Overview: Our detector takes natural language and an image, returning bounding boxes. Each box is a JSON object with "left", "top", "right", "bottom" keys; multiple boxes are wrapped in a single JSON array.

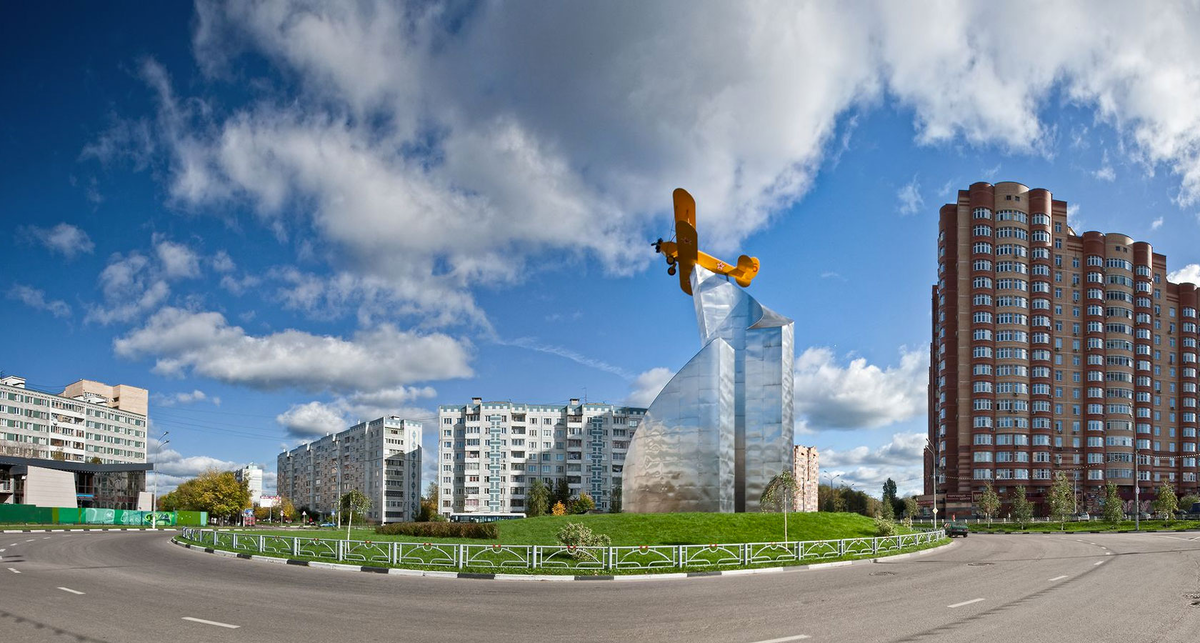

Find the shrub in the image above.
[
  {"left": 375, "top": 521, "right": 498, "bottom": 539},
  {"left": 556, "top": 522, "right": 612, "bottom": 552},
  {"left": 551, "top": 501, "right": 567, "bottom": 516},
  {"left": 874, "top": 517, "right": 896, "bottom": 537},
  {"left": 571, "top": 492, "right": 595, "bottom": 515}
]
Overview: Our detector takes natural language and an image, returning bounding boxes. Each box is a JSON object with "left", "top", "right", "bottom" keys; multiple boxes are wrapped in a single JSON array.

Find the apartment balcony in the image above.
[{"left": 0, "top": 479, "right": 12, "bottom": 493}]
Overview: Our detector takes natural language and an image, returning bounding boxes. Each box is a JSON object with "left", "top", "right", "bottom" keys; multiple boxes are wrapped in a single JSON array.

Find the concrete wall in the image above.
[{"left": 24, "top": 467, "right": 78, "bottom": 508}]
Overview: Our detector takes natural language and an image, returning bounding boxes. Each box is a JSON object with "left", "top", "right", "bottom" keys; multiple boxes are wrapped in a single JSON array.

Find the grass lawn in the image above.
[
  {"left": 971, "top": 519, "right": 1200, "bottom": 533},
  {"left": 225, "top": 512, "right": 909, "bottom": 546}
]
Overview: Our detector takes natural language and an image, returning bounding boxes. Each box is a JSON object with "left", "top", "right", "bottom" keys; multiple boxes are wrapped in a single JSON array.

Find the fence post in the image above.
[
  {"left": 743, "top": 543, "right": 750, "bottom": 566},
  {"left": 458, "top": 544, "right": 465, "bottom": 569},
  {"left": 259, "top": 534, "right": 264, "bottom": 553},
  {"left": 391, "top": 542, "right": 398, "bottom": 566},
  {"left": 337, "top": 540, "right": 344, "bottom": 562},
  {"left": 293, "top": 536, "right": 299, "bottom": 558}
]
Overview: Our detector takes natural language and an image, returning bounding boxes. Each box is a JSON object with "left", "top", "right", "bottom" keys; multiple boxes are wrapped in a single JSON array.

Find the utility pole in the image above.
[{"left": 151, "top": 432, "right": 169, "bottom": 529}]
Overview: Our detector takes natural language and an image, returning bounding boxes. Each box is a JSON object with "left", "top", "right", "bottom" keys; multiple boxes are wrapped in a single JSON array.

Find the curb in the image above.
[
  {"left": 969, "top": 527, "right": 1200, "bottom": 536},
  {"left": 169, "top": 537, "right": 956, "bottom": 583}
]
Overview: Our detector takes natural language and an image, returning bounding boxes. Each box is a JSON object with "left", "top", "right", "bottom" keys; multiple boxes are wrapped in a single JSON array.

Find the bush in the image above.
[
  {"left": 874, "top": 517, "right": 896, "bottom": 537},
  {"left": 571, "top": 492, "right": 595, "bottom": 515},
  {"left": 551, "top": 501, "right": 567, "bottom": 516},
  {"left": 375, "top": 521, "right": 498, "bottom": 539},
  {"left": 556, "top": 522, "right": 612, "bottom": 551}
]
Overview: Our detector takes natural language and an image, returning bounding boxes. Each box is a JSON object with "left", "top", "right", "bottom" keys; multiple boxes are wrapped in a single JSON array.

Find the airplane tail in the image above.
[{"left": 734, "top": 255, "right": 759, "bottom": 287}]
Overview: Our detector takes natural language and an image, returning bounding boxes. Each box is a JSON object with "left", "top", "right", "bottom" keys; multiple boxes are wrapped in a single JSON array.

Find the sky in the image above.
[{"left": 4, "top": 1, "right": 1200, "bottom": 499}]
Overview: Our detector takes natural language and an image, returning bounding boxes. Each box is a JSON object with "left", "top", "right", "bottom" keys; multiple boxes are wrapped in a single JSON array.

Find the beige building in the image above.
[
  {"left": 0, "top": 375, "right": 148, "bottom": 464},
  {"left": 792, "top": 445, "right": 819, "bottom": 512}
]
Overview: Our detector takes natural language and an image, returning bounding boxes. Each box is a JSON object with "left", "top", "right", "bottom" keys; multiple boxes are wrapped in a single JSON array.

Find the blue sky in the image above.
[{"left": 4, "top": 2, "right": 1200, "bottom": 498}]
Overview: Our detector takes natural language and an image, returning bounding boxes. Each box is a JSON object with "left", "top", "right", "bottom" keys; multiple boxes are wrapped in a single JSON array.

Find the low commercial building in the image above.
[
  {"left": 792, "top": 445, "right": 820, "bottom": 513},
  {"left": 0, "top": 375, "right": 148, "bottom": 465},
  {"left": 437, "top": 398, "right": 646, "bottom": 516},
  {"left": 277, "top": 416, "right": 422, "bottom": 523},
  {"left": 0, "top": 455, "right": 151, "bottom": 509}
]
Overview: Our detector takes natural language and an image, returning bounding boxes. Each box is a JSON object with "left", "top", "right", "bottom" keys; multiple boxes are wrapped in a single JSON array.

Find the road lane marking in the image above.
[
  {"left": 25, "top": 539, "right": 34, "bottom": 542},
  {"left": 1094, "top": 561, "right": 1105, "bottom": 566},
  {"left": 948, "top": 598, "right": 985, "bottom": 608},
  {"left": 7, "top": 568, "right": 19, "bottom": 574},
  {"left": 57, "top": 587, "right": 84, "bottom": 595},
  {"left": 748, "top": 636, "right": 810, "bottom": 643},
  {"left": 1105, "top": 552, "right": 1112, "bottom": 555},
  {"left": 182, "top": 617, "right": 240, "bottom": 629},
  {"left": 1049, "top": 575, "right": 1068, "bottom": 581}
]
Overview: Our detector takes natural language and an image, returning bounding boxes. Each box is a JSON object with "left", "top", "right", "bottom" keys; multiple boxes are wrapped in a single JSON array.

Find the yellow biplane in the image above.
[{"left": 652, "top": 188, "right": 760, "bottom": 296}]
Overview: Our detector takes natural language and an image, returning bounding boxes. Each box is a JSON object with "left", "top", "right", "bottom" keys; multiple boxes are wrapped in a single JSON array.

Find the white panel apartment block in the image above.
[
  {"left": 277, "top": 416, "right": 422, "bottom": 523},
  {"left": 0, "top": 376, "right": 148, "bottom": 464},
  {"left": 437, "top": 398, "right": 646, "bottom": 515}
]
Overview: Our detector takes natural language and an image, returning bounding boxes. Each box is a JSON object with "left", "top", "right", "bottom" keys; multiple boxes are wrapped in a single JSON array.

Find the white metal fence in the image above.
[{"left": 180, "top": 527, "right": 945, "bottom": 572}]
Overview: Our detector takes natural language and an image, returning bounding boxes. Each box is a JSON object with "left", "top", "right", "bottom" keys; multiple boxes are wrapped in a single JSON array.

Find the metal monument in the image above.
[{"left": 623, "top": 189, "right": 795, "bottom": 513}]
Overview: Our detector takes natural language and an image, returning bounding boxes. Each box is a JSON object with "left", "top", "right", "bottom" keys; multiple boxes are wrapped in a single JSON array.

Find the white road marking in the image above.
[
  {"left": 1048, "top": 575, "right": 1068, "bottom": 581},
  {"left": 57, "top": 587, "right": 84, "bottom": 595},
  {"left": 748, "top": 635, "right": 810, "bottom": 643},
  {"left": 1094, "top": 561, "right": 1105, "bottom": 566},
  {"left": 42, "top": 537, "right": 50, "bottom": 540},
  {"left": 1105, "top": 552, "right": 1112, "bottom": 555},
  {"left": 9, "top": 543, "right": 17, "bottom": 546},
  {"left": 7, "top": 568, "right": 19, "bottom": 574},
  {"left": 948, "top": 598, "right": 985, "bottom": 608},
  {"left": 25, "top": 539, "right": 34, "bottom": 542},
  {"left": 182, "top": 617, "right": 240, "bottom": 629}
]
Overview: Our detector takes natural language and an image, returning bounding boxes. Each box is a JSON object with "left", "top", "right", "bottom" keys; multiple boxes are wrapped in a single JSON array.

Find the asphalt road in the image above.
[{"left": 2, "top": 530, "right": 1199, "bottom": 642}]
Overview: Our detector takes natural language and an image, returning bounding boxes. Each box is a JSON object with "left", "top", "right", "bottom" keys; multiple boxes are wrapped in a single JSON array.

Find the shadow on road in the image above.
[{"left": 0, "top": 609, "right": 111, "bottom": 642}]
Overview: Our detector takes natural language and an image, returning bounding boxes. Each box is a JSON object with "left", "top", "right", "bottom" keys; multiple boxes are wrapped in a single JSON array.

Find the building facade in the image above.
[
  {"left": 0, "top": 455, "right": 150, "bottom": 509},
  {"left": 235, "top": 463, "right": 265, "bottom": 504},
  {"left": 0, "top": 375, "right": 148, "bottom": 465},
  {"left": 792, "top": 445, "right": 819, "bottom": 513},
  {"left": 437, "top": 398, "right": 645, "bottom": 516},
  {"left": 929, "top": 181, "right": 1200, "bottom": 518},
  {"left": 277, "top": 416, "right": 422, "bottom": 523}
]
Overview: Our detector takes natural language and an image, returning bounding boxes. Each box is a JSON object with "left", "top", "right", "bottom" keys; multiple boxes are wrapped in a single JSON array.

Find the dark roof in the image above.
[{"left": 0, "top": 455, "right": 152, "bottom": 473}]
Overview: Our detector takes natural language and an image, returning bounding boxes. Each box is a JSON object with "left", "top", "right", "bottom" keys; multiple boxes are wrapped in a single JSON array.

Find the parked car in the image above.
[
  {"left": 319, "top": 522, "right": 335, "bottom": 527},
  {"left": 946, "top": 521, "right": 969, "bottom": 538}
]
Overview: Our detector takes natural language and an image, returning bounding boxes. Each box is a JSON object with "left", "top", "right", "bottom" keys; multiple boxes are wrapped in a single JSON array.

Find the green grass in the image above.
[
  {"left": 971, "top": 519, "right": 1200, "bottom": 533},
  {"left": 223, "top": 512, "right": 910, "bottom": 546}
]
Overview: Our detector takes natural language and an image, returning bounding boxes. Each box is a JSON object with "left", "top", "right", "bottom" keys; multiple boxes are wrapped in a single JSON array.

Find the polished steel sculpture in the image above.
[{"left": 624, "top": 190, "right": 794, "bottom": 513}]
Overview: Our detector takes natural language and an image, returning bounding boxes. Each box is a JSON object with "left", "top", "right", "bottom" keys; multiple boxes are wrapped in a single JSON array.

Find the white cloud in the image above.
[
  {"left": 1151, "top": 216, "right": 1164, "bottom": 231},
  {"left": 896, "top": 175, "right": 924, "bottom": 216},
  {"left": 1093, "top": 150, "right": 1115, "bottom": 181},
  {"left": 7, "top": 284, "right": 71, "bottom": 318},
  {"left": 794, "top": 346, "right": 927, "bottom": 431},
  {"left": 155, "top": 238, "right": 201, "bottom": 279},
  {"left": 20, "top": 223, "right": 95, "bottom": 259},
  {"left": 146, "top": 437, "right": 244, "bottom": 494},
  {"left": 819, "top": 432, "right": 928, "bottom": 498},
  {"left": 1169, "top": 264, "right": 1200, "bottom": 285},
  {"left": 113, "top": 307, "right": 473, "bottom": 392},
  {"left": 85, "top": 252, "right": 171, "bottom": 324},
  {"left": 152, "top": 389, "right": 220, "bottom": 407},
  {"left": 496, "top": 336, "right": 635, "bottom": 379},
  {"left": 210, "top": 250, "right": 235, "bottom": 273},
  {"left": 276, "top": 401, "right": 348, "bottom": 437},
  {"left": 626, "top": 367, "right": 674, "bottom": 408},
  {"left": 1066, "top": 203, "right": 1084, "bottom": 231}
]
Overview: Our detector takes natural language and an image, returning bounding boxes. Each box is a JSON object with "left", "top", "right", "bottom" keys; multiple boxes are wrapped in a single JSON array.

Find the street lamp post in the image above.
[
  {"left": 150, "top": 432, "right": 169, "bottom": 529},
  {"left": 822, "top": 473, "right": 842, "bottom": 511},
  {"left": 1134, "top": 445, "right": 1140, "bottom": 531}
]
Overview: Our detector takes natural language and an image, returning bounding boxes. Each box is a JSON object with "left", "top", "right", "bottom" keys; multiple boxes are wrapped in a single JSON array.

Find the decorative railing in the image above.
[{"left": 180, "top": 527, "right": 945, "bottom": 573}]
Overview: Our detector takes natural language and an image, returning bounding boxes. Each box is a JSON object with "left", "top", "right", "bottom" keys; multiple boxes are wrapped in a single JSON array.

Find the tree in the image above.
[
  {"left": 551, "top": 501, "right": 567, "bottom": 516},
  {"left": 609, "top": 486, "right": 622, "bottom": 514},
  {"left": 1047, "top": 472, "right": 1075, "bottom": 530},
  {"left": 1179, "top": 494, "right": 1200, "bottom": 514},
  {"left": 879, "top": 495, "right": 895, "bottom": 520},
  {"left": 978, "top": 482, "right": 1001, "bottom": 526},
  {"left": 882, "top": 478, "right": 902, "bottom": 519},
  {"left": 1102, "top": 481, "right": 1124, "bottom": 525},
  {"left": 339, "top": 489, "right": 371, "bottom": 540},
  {"left": 417, "top": 482, "right": 439, "bottom": 522},
  {"left": 526, "top": 478, "right": 549, "bottom": 517},
  {"left": 553, "top": 478, "right": 571, "bottom": 508},
  {"left": 571, "top": 492, "right": 595, "bottom": 514},
  {"left": 1010, "top": 486, "right": 1033, "bottom": 528},
  {"left": 760, "top": 470, "right": 798, "bottom": 542},
  {"left": 275, "top": 497, "right": 296, "bottom": 522},
  {"left": 903, "top": 497, "right": 919, "bottom": 528},
  {"left": 50, "top": 450, "right": 67, "bottom": 461},
  {"left": 87, "top": 456, "right": 103, "bottom": 464},
  {"left": 155, "top": 470, "right": 251, "bottom": 522},
  {"left": 1153, "top": 482, "right": 1178, "bottom": 523}
]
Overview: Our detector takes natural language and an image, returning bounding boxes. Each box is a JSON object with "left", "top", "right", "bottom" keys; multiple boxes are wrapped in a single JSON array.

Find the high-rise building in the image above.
[
  {"left": 0, "top": 375, "right": 149, "bottom": 464},
  {"left": 276, "top": 416, "right": 422, "bottom": 523},
  {"left": 235, "top": 463, "right": 264, "bottom": 503},
  {"left": 792, "top": 445, "right": 819, "bottom": 513},
  {"left": 437, "top": 398, "right": 645, "bottom": 516},
  {"left": 929, "top": 181, "right": 1200, "bottom": 518}
]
